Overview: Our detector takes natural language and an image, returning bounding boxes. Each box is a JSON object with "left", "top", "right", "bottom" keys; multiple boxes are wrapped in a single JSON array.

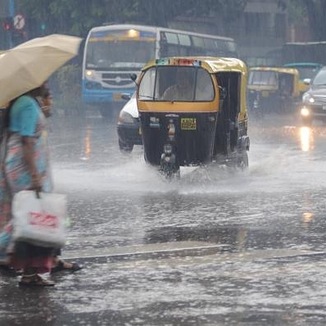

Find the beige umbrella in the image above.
[{"left": 0, "top": 34, "right": 82, "bottom": 107}]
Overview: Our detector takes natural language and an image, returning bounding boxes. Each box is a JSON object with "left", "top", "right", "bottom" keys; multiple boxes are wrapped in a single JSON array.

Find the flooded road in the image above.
[{"left": 1, "top": 111, "right": 326, "bottom": 325}]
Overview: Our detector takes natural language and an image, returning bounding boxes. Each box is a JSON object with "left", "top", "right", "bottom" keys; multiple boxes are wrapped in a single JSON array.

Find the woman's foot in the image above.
[
  {"left": 19, "top": 274, "right": 55, "bottom": 287},
  {"left": 51, "top": 259, "right": 82, "bottom": 274}
]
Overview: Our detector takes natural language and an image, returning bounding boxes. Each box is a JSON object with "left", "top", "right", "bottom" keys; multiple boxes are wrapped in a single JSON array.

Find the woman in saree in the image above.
[{"left": 0, "top": 84, "right": 55, "bottom": 286}]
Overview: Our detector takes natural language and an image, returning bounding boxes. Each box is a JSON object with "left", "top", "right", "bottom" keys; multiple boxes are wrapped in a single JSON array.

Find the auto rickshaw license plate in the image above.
[{"left": 181, "top": 118, "right": 197, "bottom": 130}]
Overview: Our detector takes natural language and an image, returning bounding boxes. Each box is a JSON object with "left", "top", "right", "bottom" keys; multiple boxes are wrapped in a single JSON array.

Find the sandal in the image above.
[
  {"left": 51, "top": 260, "right": 82, "bottom": 274},
  {"left": 19, "top": 274, "right": 55, "bottom": 287}
]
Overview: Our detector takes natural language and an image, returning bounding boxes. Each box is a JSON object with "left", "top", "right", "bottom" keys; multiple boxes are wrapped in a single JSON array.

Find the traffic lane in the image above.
[{"left": 56, "top": 160, "right": 326, "bottom": 253}]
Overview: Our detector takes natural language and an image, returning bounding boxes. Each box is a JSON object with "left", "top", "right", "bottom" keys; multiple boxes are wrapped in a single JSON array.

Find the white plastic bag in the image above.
[{"left": 12, "top": 190, "right": 67, "bottom": 248}]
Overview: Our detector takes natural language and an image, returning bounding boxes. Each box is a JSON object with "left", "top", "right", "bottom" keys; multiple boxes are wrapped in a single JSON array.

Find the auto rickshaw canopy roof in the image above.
[
  {"left": 141, "top": 56, "right": 248, "bottom": 75},
  {"left": 138, "top": 56, "right": 249, "bottom": 117},
  {"left": 249, "top": 66, "right": 299, "bottom": 76}
]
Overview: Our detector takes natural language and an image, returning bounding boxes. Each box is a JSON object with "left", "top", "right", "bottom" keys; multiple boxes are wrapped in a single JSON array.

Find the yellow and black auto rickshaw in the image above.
[
  {"left": 134, "top": 56, "right": 250, "bottom": 178},
  {"left": 247, "top": 66, "right": 300, "bottom": 117}
]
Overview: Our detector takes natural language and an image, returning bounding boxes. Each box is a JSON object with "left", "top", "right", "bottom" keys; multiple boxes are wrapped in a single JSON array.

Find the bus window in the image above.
[
  {"left": 178, "top": 34, "right": 191, "bottom": 46},
  {"left": 166, "top": 45, "right": 180, "bottom": 56},
  {"left": 204, "top": 38, "right": 216, "bottom": 51},
  {"left": 161, "top": 32, "right": 180, "bottom": 56},
  {"left": 164, "top": 32, "right": 179, "bottom": 45},
  {"left": 192, "top": 36, "right": 205, "bottom": 48},
  {"left": 226, "top": 40, "right": 237, "bottom": 53}
]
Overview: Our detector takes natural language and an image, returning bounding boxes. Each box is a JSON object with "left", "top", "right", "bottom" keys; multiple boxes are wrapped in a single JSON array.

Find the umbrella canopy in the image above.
[{"left": 0, "top": 34, "right": 82, "bottom": 107}]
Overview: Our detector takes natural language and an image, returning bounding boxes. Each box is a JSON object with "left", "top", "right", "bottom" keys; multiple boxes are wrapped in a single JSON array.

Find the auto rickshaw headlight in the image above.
[
  {"left": 300, "top": 107, "right": 311, "bottom": 117},
  {"left": 163, "top": 143, "right": 173, "bottom": 155}
]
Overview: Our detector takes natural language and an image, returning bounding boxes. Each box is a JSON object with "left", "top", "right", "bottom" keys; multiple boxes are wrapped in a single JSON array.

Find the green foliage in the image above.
[
  {"left": 286, "top": 0, "right": 326, "bottom": 41},
  {"left": 18, "top": 0, "right": 249, "bottom": 37}
]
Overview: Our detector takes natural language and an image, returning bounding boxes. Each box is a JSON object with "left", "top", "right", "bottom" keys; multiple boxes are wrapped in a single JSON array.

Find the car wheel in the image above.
[{"left": 119, "top": 139, "right": 134, "bottom": 153}]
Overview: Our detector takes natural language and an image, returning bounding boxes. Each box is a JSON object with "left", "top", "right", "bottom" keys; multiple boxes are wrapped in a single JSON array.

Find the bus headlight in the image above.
[
  {"left": 300, "top": 106, "right": 311, "bottom": 117},
  {"left": 86, "top": 70, "right": 94, "bottom": 77}
]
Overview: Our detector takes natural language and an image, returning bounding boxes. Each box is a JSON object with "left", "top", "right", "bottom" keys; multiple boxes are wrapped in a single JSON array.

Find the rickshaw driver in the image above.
[{"left": 162, "top": 68, "right": 194, "bottom": 101}]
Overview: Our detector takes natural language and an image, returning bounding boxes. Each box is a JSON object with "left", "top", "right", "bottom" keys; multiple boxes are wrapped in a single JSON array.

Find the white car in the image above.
[{"left": 116, "top": 93, "right": 142, "bottom": 152}]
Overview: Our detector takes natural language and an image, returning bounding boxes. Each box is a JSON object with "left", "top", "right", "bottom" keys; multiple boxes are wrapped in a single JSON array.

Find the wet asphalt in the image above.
[{"left": 1, "top": 110, "right": 326, "bottom": 325}]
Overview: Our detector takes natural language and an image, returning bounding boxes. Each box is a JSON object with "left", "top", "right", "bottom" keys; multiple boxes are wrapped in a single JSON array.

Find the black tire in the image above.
[
  {"left": 159, "top": 155, "right": 180, "bottom": 181},
  {"left": 119, "top": 139, "right": 134, "bottom": 153},
  {"left": 237, "top": 151, "right": 249, "bottom": 170}
]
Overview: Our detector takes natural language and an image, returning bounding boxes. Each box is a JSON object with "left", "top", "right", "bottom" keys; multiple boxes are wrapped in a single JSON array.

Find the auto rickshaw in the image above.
[
  {"left": 247, "top": 66, "right": 300, "bottom": 116},
  {"left": 135, "top": 56, "right": 250, "bottom": 178}
]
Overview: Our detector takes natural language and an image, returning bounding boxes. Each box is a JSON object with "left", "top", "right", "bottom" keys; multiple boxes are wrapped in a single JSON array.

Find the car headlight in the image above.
[
  {"left": 302, "top": 93, "right": 315, "bottom": 103},
  {"left": 118, "top": 111, "right": 135, "bottom": 124},
  {"left": 300, "top": 106, "right": 311, "bottom": 117}
]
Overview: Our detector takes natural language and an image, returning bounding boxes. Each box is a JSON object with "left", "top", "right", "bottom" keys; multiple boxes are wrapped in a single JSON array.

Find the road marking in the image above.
[{"left": 62, "top": 241, "right": 325, "bottom": 266}]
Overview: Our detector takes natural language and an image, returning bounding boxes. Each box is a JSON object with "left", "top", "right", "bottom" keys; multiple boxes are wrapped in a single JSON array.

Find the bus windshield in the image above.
[
  {"left": 86, "top": 30, "right": 156, "bottom": 69},
  {"left": 86, "top": 40, "right": 155, "bottom": 69}
]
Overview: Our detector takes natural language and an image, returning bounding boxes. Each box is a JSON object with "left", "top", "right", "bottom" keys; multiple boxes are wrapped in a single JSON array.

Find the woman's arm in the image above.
[{"left": 21, "top": 136, "right": 42, "bottom": 190}]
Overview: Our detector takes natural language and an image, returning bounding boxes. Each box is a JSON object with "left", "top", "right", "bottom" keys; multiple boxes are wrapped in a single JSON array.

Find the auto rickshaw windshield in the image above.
[
  {"left": 138, "top": 66, "right": 214, "bottom": 102},
  {"left": 248, "top": 70, "right": 278, "bottom": 86}
]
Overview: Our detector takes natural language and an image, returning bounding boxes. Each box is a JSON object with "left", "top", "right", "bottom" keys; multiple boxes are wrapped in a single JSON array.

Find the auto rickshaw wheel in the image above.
[
  {"left": 159, "top": 154, "right": 180, "bottom": 180},
  {"left": 237, "top": 151, "right": 249, "bottom": 170}
]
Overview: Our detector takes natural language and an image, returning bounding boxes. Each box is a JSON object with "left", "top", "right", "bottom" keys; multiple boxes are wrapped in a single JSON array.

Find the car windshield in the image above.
[{"left": 312, "top": 68, "right": 326, "bottom": 86}]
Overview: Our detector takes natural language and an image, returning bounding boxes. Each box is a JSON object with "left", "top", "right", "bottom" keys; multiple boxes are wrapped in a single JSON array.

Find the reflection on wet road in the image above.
[{"left": 2, "top": 112, "right": 326, "bottom": 325}]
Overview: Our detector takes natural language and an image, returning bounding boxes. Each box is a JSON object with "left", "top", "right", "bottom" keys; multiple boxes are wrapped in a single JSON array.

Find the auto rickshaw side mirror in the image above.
[
  {"left": 121, "top": 93, "right": 131, "bottom": 101},
  {"left": 219, "top": 86, "right": 227, "bottom": 100},
  {"left": 130, "top": 73, "right": 138, "bottom": 85},
  {"left": 303, "top": 78, "right": 311, "bottom": 85}
]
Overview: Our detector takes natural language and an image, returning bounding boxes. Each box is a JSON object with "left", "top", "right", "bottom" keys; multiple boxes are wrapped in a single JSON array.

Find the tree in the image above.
[
  {"left": 300, "top": 0, "right": 326, "bottom": 41},
  {"left": 18, "top": 0, "right": 248, "bottom": 38},
  {"left": 286, "top": 0, "right": 326, "bottom": 41}
]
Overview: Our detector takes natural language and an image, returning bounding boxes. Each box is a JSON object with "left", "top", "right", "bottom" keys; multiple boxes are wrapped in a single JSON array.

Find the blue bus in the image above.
[{"left": 82, "top": 24, "right": 238, "bottom": 118}]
